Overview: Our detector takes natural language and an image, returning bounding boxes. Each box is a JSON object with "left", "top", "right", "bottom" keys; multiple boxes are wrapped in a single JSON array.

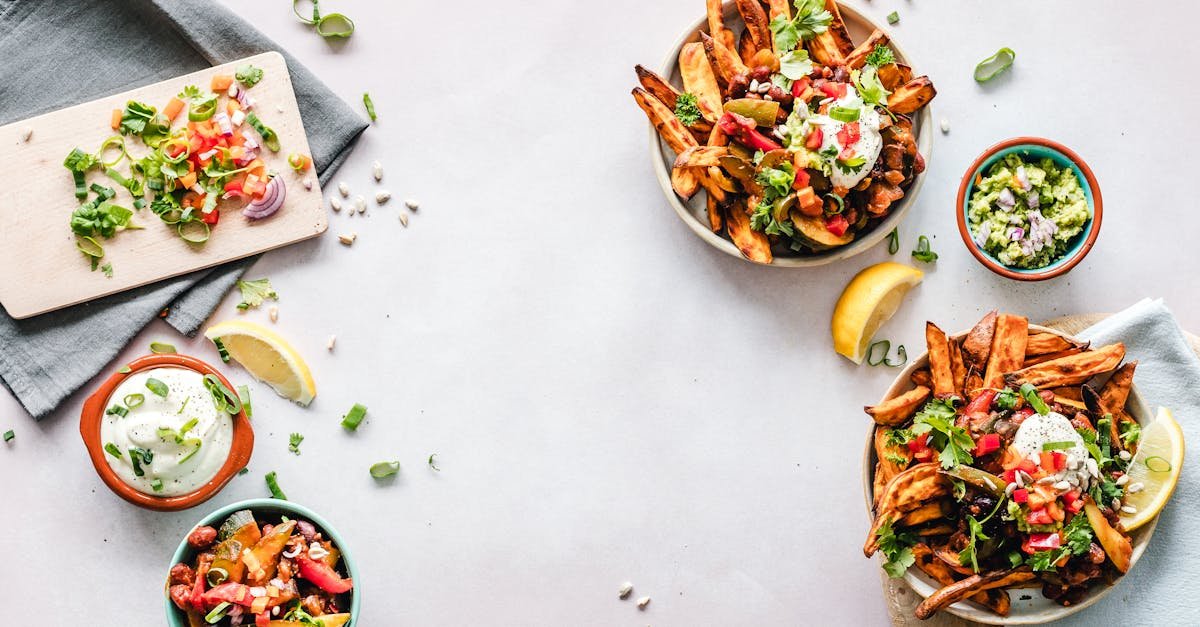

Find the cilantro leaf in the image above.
[
  {"left": 958, "top": 515, "right": 990, "bottom": 572},
  {"left": 876, "top": 519, "right": 917, "bottom": 578},
  {"left": 1027, "top": 514, "right": 1093, "bottom": 571},
  {"left": 235, "top": 64, "right": 264, "bottom": 88},
  {"left": 864, "top": 44, "right": 895, "bottom": 68},
  {"left": 750, "top": 198, "right": 795, "bottom": 237},
  {"left": 884, "top": 452, "right": 909, "bottom": 466},
  {"left": 177, "top": 85, "right": 203, "bottom": 101},
  {"left": 673, "top": 92, "right": 703, "bottom": 126},
  {"left": 911, "top": 398, "right": 973, "bottom": 469},
  {"left": 778, "top": 49, "right": 813, "bottom": 80},
  {"left": 994, "top": 388, "right": 1019, "bottom": 410},
  {"left": 770, "top": 0, "right": 833, "bottom": 53},
  {"left": 235, "top": 278, "right": 279, "bottom": 310},
  {"left": 886, "top": 428, "right": 914, "bottom": 447},
  {"left": 853, "top": 65, "right": 892, "bottom": 107}
]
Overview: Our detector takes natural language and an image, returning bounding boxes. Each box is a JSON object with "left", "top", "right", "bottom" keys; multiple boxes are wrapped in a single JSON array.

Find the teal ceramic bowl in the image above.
[
  {"left": 956, "top": 137, "right": 1102, "bottom": 281},
  {"left": 165, "top": 498, "right": 360, "bottom": 626}
]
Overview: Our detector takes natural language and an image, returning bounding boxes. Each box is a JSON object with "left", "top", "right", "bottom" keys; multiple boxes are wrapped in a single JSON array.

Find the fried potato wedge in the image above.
[
  {"left": 845, "top": 30, "right": 889, "bottom": 69},
  {"left": 910, "top": 368, "right": 933, "bottom": 389},
  {"left": 865, "top": 463, "right": 949, "bottom": 556},
  {"left": 634, "top": 65, "right": 681, "bottom": 110},
  {"left": 1025, "top": 332, "right": 1089, "bottom": 357},
  {"left": 877, "top": 62, "right": 913, "bottom": 91},
  {"left": 1005, "top": 343, "right": 1126, "bottom": 389},
  {"left": 915, "top": 523, "right": 956, "bottom": 537},
  {"left": 1082, "top": 385, "right": 1123, "bottom": 451},
  {"left": 807, "top": 0, "right": 853, "bottom": 66},
  {"left": 700, "top": 32, "right": 748, "bottom": 93},
  {"left": 1023, "top": 347, "right": 1085, "bottom": 368},
  {"left": 633, "top": 87, "right": 698, "bottom": 155},
  {"left": 898, "top": 502, "right": 945, "bottom": 527},
  {"left": 704, "top": 0, "right": 737, "bottom": 51},
  {"left": 1084, "top": 499, "right": 1132, "bottom": 573},
  {"left": 865, "top": 385, "right": 932, "bottom": 426},
  {"left": 704, "top": 190, "right": 724, "bottom": 233},
  {"left": 914, "top": 568, "right": 1036, "bottom": 620},
  {"left": 678, "top": 43, "right": 723, "bottom": 123},
  {"left": 875, "top": 426, "right": 912, "bottom": 489},
  {"left": 887, "top": 76, "right": 937, "bottom": 114},
  {"left": 983, "top": 314, "right": 1028, "bottom": 389},
  {"left": 724, "top": 198, "right": 772, "bottom": 263},
  {"left": 949, "top": 341, "right": 968, "bottom": 399},
  {"left": 735, "top": 0, "right": 772, "bottom": 55},
  {"left": 961, "top": 311, "right": 997, "bottom": 372},
  {"left": 926, "top": 322, "right": 956, "bottom": 398},
  {"left": 1098, "top": 361, "right": 1137, "bottom": 416},
  {"left": 674, "top": 145, "right": 730, "bottom": 169},
  {"left": 765, "top": 0, "right": 790, "bottom": 20},
  {"left": 737, "top": 29, "right": 757, "bottom": 66},
  {"left": 911, "top": 545, "right": 1011, "bottom": 616},
  {"left": 932, "top": 545, "right": 976, "bottom": 576},
  {"left": 670, "top": 166, "right": 700, "bottom": 199},
  {"left": 1051, "top": 386, "right": 1082, "bottom": 401}
]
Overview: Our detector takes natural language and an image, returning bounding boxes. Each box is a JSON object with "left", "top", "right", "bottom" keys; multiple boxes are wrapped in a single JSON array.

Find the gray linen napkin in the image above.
[
  {"left": 1048, "top": 299, "right": 1200, "bottom": 624},
  {"left": 0, "top": 0, "right": 367, "bottom": 418}
]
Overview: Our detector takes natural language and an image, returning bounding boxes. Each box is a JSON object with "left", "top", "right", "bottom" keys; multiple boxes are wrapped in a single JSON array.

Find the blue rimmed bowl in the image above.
[
  {"left": 956, "top": 137, "right": 1102, "bottom": 281},
  {"left": 165, "top": 498, "right": 361, "bottom": 626}
]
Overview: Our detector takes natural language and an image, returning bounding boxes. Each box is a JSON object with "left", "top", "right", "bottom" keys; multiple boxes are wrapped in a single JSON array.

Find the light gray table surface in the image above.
[{"left": 2, "top": 1, "right": 1198, "bottom": 624}]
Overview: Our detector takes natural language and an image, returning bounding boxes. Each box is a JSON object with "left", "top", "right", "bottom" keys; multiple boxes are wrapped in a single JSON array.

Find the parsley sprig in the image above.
[
  {"left": 673, "top": 93, "right": 702, "bottom": 126},
  {"left": 876, "top": 519, "right": 917, "bottom": 578}
]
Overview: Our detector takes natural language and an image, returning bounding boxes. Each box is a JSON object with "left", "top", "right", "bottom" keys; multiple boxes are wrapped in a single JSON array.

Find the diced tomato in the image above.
[
  {"left": 1046, "top": 501, "right": 1065, "bottom": 522},
  {"left": 201, "top": 208, "right": 219, "bottom": 225},
  {"left": 825, "top": 215, "right": 849, "bottom": 237},
  {"left": 295, "top": 554, "right": 354, "bottom": 594},
  {"left": 1065, "top": 498, "right": 1084, "bottom": 514},
  {"left": 255, "top": 612, "right": 270, "bottom": 627},
  {"left": 972, "top": 433, "right": 1001, "bottom": 457},
  {"left": 819, "top": 81, "right": 847, "bottom": 99},
  {"left": 1026, "top": 509, "right": 1054, "bottom": 526},
  {"left": 1022, "top": 532, "right": 1061, "bottom": 554},
  {"left": 1062, "top": 489, "right": 1081, "bottom": 507},
  {"left": 793, "top": 168, "right": 810, "bottom": 189},
  {"left": 906, "top": 435, "right": 928, "bottom": 453},
  {"left": 964, "top": 389, "right": 998, "bottom": 416},
  {"left": 1002, "top": 469, "right": 1016, "bottom": 484},
  {"left": 202, "top": 582, "right": 252, "bottom": 607},
  {"left": 791, "top": 76, "right": 811, "bottom": 99},
  {"left": 1027, "top": 492, "right": 1049, "bottom": 511},
  {"left": 805, "top": 127, "right": 824, "bottom": 150},
  {"left": 836, "top": 122, "right": 861, "bottom": 148},
  {"left": 1012, "top": 488, "right": 1028, "bottom": 503},
  {"left": 1048, "top": 451, "right": 1066, "bottom": 472},
  {"left": 1016, "top": 458, "right": 1038, "bottom": 475}
]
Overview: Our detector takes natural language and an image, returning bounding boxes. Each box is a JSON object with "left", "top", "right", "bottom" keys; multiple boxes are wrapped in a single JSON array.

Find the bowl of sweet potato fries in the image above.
[
  {"left": 861, "top": 311, "right": 1161, "bottom": 623},
  {"left": 632, "top": 1, "right": 935, "bottom": 266}
]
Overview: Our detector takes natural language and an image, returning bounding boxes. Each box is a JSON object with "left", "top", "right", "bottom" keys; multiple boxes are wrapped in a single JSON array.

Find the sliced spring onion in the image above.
[
  {"left": 76, "top": 236, "right": 104, "bottom": 259},
  {"left": 293, "top": 0, "right": 320, "bottom": 24},
  {"left": 1144, "top": 456, "right": 1172, "bottom": 472},
  {"left": 2, "top": 430, "right": 12, "bottom": 443},
  {"left": 177, "top": 219, "right": 211, "bottom": 244},
  {"left": 428, "top": 453, "right": 440, "bottom": 471},
  {"left": 237, "top": 385, "right": 252, "bottom": 418},
  {"left": 146, "top": 377, "right": 169, "bottom": 398},
  {"left": 106, "top": 404, "right": 129, "bottom": 417},
  {"left": 178, "top": 439, "right": 202, "bottom": 464},
  {"left": 157, "top": 426, "right": 177, "bottom": 440},
  {"left": 71, "top": 170, "right": 88, "bottom": 199},
  {"left": 188, "top": 95, "right": 218, "bottom": 122},
  {"left": 887, "top": 228, "right": 899, "bottom": 254},
  {"left": 124, "top": 393, "right": 145, "bottom": 409},
  {"left": 104, "top": 442, "right": 123, "bottom": 458},
  {"left": 316, "top": 13, "right": 354, "bottom": 38},
  {"left": 179, "top": 418, "right": 199, "bottom": 438},
  {"left": 212, "top": 337, "right": 231, "bottom": 363},
  {"left": 824, "top": 193, "right": 844, "bottom": 215},
  {"left": 151, "top": 478, "right": 164, "bottom": 492},
  {"left": 203, "top": 374, "right": 243, "bottom": 414},
  {"left": 237, "top": 467, "right": 249, "bottom": 476},
  {"left": 887, "top": 11, "right": 899, "bottom": 24},
  {"left": 176, "top": 397, "right": 189, "bottom": 415},
  {"left": 118, "top": 365, "right": 132, "bottom": 374},
  {"left": 1019, "top": 383, "right": 1050, "bottom": 415},
  {"left": 974, "top": 47, "right": 1016, "bottom": 83},
  {"left": 206, "top": 567, "right": 230, "bottom": 587},
  {"left": 265, "top": 471, "right": 288, "bottom": 499},
  {"left": 1042, "top": 441, "right": 1076, "bottom": 451},
  {"left": 370, "top": 461, "right": 400, "bottom": 478},
  {"left": 363, "top": 92, "right": 377, "bottom": 122},
  {"left": 244, "top": 112, "right": 280, "bottom": 152},
  {"left": 340, "top": 403, "right": 368, "bottom": 431},
  {"left": 128, "top": 447, "right": 153, "bottom": 477},
  {"left": 866, "top": 340, "right": 907, "bottom": 367},
  {"left": 911, "top": 235, "right": 938, "bottom": 263},
  {"left": 829, "top": 106, "right": 860, "bottom": 123},
  {"left": 204, "top": 601, "right": 232, "bottom": 624},
  {"left": 99, "top": 136, "right": 128, "bottom": 168},
  {"left": 150, "top": 341, "right": 177, "bottom": 354}
]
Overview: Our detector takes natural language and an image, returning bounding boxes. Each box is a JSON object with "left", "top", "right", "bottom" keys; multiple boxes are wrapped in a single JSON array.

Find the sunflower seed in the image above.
[
  {"left": 330, "top": 197, "right": 342, "bottom": 212},
  {"left": 1014, "top": 472, "right": 1025, "bottom": 488},
  {"left": 338, "top": 233, "right": 357, "bottom": 245},
  {"left": 268, "top": 306, "right": 278, "bottom": 322},
  {"left": 749, "top": 79, "right": 761, "bottom": 92},
  {"left": 327, "top": 335, "right": 336, "bottom": 351},
  {"left": 372, "top": 161, "right": 383, "bottom": 181},
  {"left": 618, "top": 582, "right": 633, "bottom": 599},
  {"left": 757, "top": 82, "right": 771, "bottom": 94},
  {"left": 763, "top": 94, "right": 773, "bottom": 101},
  {"left": 1052, "top": 480, "right": 1071, "bottom": 491},
  {"left": 1085, "top": 458, "right": 1099, "bottom": 477},
  {"left": 1126, "top": 482, "right": 1144, "bottom": 493},
  {"left": 376, "top": 191, "right": 391, "bottom": 204},
  {"left": 636, "top": 596, "right": 650, "bottom": 610},
  {"left": 355, "top": 196, "right": 367, "bottom": 214},
  {"left": 1120, "top": 505, "right": 1137, "bottom": 514},
  {"left": 398, "top": 213, "right": 409, "bottom": 227},
  {"left": 1029, "top": 453, "right": 1040, "bottom": 467},
  {"left": 1118, "top": 450, "right": 1132, "bottom": 461},
  {"left": 1110, "top": 498, "right": 1121, "bottom": 510},
  {"left": 1115, "top": 474, "right": 1129, "bottom": 486},
  {"left": 1004, "top": 482, "right": 1017, "bottom": 497},
  {"left": 404, "top": 198, "right": 420, "bottom": 210},
  {"left": 1036, "top": 476, "right": 1056, "bottom": 486},
  {"left": 939, "top": 118, "right": 950, "bottom": 134},
  {"left": 302, "top": 177, "right": 313, "bottom": 191},
  {"left": 21, "top": 127, "right": 33, "bottom": 142},
  {"left": 338, "top": 182, "right": 350, "bottom": 198}
]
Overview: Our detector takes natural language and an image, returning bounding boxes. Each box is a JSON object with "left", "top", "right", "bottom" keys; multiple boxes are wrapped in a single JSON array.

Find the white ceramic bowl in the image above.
[
  {"left": 650, "top": 2, "right": 933, "bottom": 267},
  {"left": 860, "top": 324, "right": 1158, "bottom": 624}
]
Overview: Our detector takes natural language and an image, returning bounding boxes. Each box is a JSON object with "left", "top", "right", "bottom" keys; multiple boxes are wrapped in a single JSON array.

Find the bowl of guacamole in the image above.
[{"left": 956, "top": 138, "right": 1101, "bottom": 281}]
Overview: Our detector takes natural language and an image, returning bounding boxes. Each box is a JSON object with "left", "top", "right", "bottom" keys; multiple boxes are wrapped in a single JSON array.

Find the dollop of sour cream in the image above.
[
  {"left": 1010, "top": 411, "right": 1091, "bottom": 488},
  {"left": 816, "top": 87, "right": 883, "bottom": 190},
  {"left": 100, "top": 367, "right": 233, "bottom": 496}
]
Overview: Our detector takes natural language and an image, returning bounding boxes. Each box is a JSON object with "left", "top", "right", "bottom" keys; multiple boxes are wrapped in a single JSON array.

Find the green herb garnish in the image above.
[
  {"left": 128, "top": 447, "right": 154, "bottom": 477},
  {"left": 237, "top": 385, "right": 252, "bottom": 418},
  {"left": 118, "top": 101, "right": 157, "bottom": 136},
  {"left": 106, "top": 404, "right": 129, "bottom": 417},
  {"left": 911, "top": 235, "right": 938, "bottom": 263},
  {"left": 124, "top": 393, "right": 145, "bottom": 409},
  {"left": 770, "top": 0, "right": 833, "bottom": 53},
  {"left": 875, "top": 519, "right": 916, "bottom": 578},
  {"left": 104, "top": 442, "right": 122, "bottom": 458},
  {"left": 213, "top": 337, "right": 231, "bottom": 363},
  {"left": 151, "top": 478, "right": 164, "bottom": 492},
  {"left": 428, "top": 453, "right": 440, "bottom": 471},
  {"left": 1042, "top": 441, "right": 1076, "bottom": 451},
  {"left": 202, "top": 374, "right": 242, "bottom": 414},
  {"left": 204, "top": 601, "right": 232, "bottom": 623},
  {"left": 865, "top": 44, "right": 895, "bottom": 68},
  {"left": 958, "top": 499, "right": 1004, "bottom": 572},
  {"left": 1019, "top": 383, "right": 1049, "bottom": 415},
  {"left": 829, "top": 106, "right": 860, "bottom": 123},
  {"left": 149, "top": 341, "right": 176, "bottom": 354},
  {"left": 673, "top": 92, "right": 703, "bottom": 126},
  {"left": 146, "top": 377, "right": 169, "bottom": 398},
  {"left": 101, "top": 263, "right": 114, "bottom": 278},
  {"left": 265, "top": 471, "right": 287, "bottom": 500},
  {"left": 363, "top": 92, "right": 377, "bottom": 122},
  {"left": 887, "top": 11, "right": 899, "bottom": 24},
  {"left": 1027, "top": 513, "right": 1093, "bottom": 571},
  {"left": 994, "top": 388, "right": 1019, "bottom": 410},
  {"left": 912, "top": 398, "right": 973, "bottom": 470},
  {"left": 235, "top": 64, "right": 264, "bottom": 88},
  {"left": 235, "top": 277, "right": 278, "bottom": 310},
  {"left": 370, "top": 461, "right": 400, "bottom": 478}
]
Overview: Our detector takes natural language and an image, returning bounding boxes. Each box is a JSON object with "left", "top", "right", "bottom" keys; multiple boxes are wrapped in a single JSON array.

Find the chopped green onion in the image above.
[
  {"left": 177, "top": 220, "right": 211, "bottom": 244},
  {"left": 237, "top": 385, "right": 252, "bottom": 418},
  {"left": 106, "top": 404, "right": 129, "bottom": 417},
  {"left": 370, "top": 461, "right": 400, "bottom": 478},
  {"left": 204, "top": 601, "right": 232, "bottom": 624},
  {"left": 911, "top": 235, "right": 938, "bottom": 263},
  {"left": 1144, "top": 456, "right": 1172, "bottom": 472},
  {"left": 293, "top": 0, "right": 320, "bottom": 24},
  {"left": 265, "top": 471, "right": 288, "bottom": 499},
  {"left": 146, "top": 377, "right": 169, "bottom": 398},
  {"left": 237, "top": 467, "right": 249, "bottom": 476},
  {"left": 118, "top": 365, "right": 132, "bottom": 374},
  {"left": 244, "top": 112, "right": 280, "bottom": 152},
  {"left": 206, "top": 567, "right": 230, "bottom": 587},
  {"left": 1042, "top": 441, "right": 1076, "bottom": 451},
  {"left": 151, "top": 478, "right": 164, "bottom": 492},
  {"left": 887, "top": 11, "right": 899, "bottom": 24},
  {"left": 316, "top": 13, "right": 354, "bottom": 38},
  {"left": 824, "top": 193, "right": 844, "bottom": 215},
  {"left": 124, "top": 393, "right": 145, "bottom": 408},
  {"left": 866, "top": 340, "right": 907, "bottom": 367},
  {"left": 428, "top": 453, "right": 440, "bottom": 471},
  {"left": 178, "top": 440, "right": 202, "bottom": 464},
  {"left": 887, "top": 228, "right": 899, "bottom": 254},
  {"left": 99, "top": 136, "right": 128, "bottom": 168},
  {"left": 213, "top": 337, "right": 231, "bottom": 363},
  {"left": 157, "top": 426, "right": 177, "bottom": 440},
  {"left": 2, "top": 430, "right": 12, "bottom": 443},
  {"left": 104, "top": 442, "right": 122, "bottom": 458},
  {"left": 76, "top": 236, "right": 105, "bottom": 260},
  {"left": 288, "top": 432, "right": 304, "bottom": 455},
  {"left": 340, "top": 403, "right": 368, "bottom": 431},
  {"left": 203, "top": 374, "right": 243, "bottom": 415},
  {"left": 128, "top": 447, "right": 153, "bottom": 477},
  {"left": 974, "top": 47, "right": 1016, "bottom": 83},
  {"left": 829, "top": 106, "right": 860, "bottom": 123},
  {"left": 188, "top": 95, "right": 218, "bottom": 122},
  {"left": 176, "top": 397, "right": 189, "bottom": 415},
  {"left": 150, "top": 341, "right": 177, "bottom": 354},
  {"left": 363, "top": 92, "right": 377, "bottom": 122},
  {"left": 1019, "top": 383, "right": 1050, "bottom": 415},
  {"left": 179, "top": 418, "right": 199, "bottom": 438}
]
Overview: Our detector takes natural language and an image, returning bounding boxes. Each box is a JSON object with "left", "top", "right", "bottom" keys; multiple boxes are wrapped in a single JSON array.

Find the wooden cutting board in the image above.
[{"left": 0, "top": 51, "right": 326, "bottom": 319}]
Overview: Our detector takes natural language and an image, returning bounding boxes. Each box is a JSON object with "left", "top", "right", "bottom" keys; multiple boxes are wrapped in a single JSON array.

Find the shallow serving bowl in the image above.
[
  {"left": 79, "top": 353, "right": 253, "bottom": 511},
  {"left": 650, "top": 1, "right": 933, "bottom": 267},
  {"left": 165, "top": 498, "right": 362, "bottom": 627},
  {"left": 860, "top": 324, "right": 1156, "bottom": 625},
  {"left": 956, "top": 137, "right": 1102, "bottom": 281}
]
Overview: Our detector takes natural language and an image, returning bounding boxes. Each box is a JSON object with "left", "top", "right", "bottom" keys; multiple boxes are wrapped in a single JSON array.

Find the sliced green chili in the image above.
[
  {"left": 244, "top": 112, "right": 280, "bottom": 152},
  {"left": 99, "top": 135, "right": 128, "bottom": 168},
  {"left": 825, "top": 193, "right": 844, "bottom": 215},
  {"left": 76, "top": 236, "right": 105, "bottom": 260},
  {"left": 188, "top": 95, "right": 218, "bottom": 122},
  {"left": 974, "top": 47, "right": 1015, "bottom": 83},
  {"left": 206, "top": 567, "right": 230, "bottom": 587}
]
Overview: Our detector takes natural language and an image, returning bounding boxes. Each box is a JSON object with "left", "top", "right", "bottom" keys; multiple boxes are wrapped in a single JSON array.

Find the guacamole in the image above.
[{"left": 967, "top": 153, "right": 1090, "bottom": 269}]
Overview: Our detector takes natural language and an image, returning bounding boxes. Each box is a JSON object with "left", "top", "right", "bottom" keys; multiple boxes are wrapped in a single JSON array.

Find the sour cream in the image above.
[
  {"left": 816, "top": 88, "right": 883, "bottom": 189},
  {"left": 1010, "top": 411, "right": 1091, "bottom": 489},
  {"left": 99, "top": 367, "right": 233, "bottom": 496}
]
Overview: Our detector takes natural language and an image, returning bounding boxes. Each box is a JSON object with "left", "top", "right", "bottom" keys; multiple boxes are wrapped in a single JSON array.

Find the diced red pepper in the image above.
[
  {"left": 1022, "top": 532, "right": 1061, "bottom": 554},
  {"left": 791, "top": 77, "right": 811, "bottom": 99},
  {"left": 1047, "top": 451, "right": 1066, "bottom": 471},
  {"left": 825, "top": 215, "right": 849, "bottom": 237},
  {"left": 836, "top": 122, "right": 861, "bottom": 149},
  {"left": 1012, "top": 488, "right": 1028, "bottom": 503},
  {"left": 1016, "top": 458, "right": 1038, "bottom": 475},
  {"left": 819, "top": 81, "right": 847, "bottom": 99},
  {"left": 201, "top": 207, "right": 219, "bottom": 225},
  {"left": 1065, "top": 498, "right": 1084, "bottom": 514},
  {"left": 1002, "top": 469, "right": 1016, "bottom": 484},
  {"left": 793, "top": 168, "right": 810, "bottom": 189},
  {"left": 972, "top": 433, "right": 1001, "bottom": 457},
  {"left": 189, "top": 556, "right": 210, "bottom": 612},
  {"left": 295, "top": 554, "right": 354, "bottom": 594},
  {"left": 1026, "top": 509, "right": 1054, "bottom": 526},
  {"left": 202, "top": 582, "right": 253, "bottom": 607},
  {"left": 805, "top": 127, "right": 824, "bottom": 150},
  {"left": 255, "top": 612, "right": 270, "bottom": 627}
]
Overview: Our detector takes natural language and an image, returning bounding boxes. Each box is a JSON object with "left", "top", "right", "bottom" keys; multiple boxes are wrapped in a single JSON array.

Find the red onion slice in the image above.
[{"left": 243, "top": 175, "right": 285, "bottom": 220}]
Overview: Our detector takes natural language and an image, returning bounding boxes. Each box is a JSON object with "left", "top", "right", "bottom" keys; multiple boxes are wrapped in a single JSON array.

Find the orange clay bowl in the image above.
[{"left": 80, "top": 353, "right": 253, "bottom": 511}]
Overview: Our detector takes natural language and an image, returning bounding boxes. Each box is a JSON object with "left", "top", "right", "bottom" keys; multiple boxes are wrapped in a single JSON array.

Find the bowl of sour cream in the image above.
[{"left": 80, "top": 353, "right": 253, "bottom": 511}]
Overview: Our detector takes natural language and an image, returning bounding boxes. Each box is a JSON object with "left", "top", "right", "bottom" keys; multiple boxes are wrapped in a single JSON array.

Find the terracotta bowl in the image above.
[
  {"left": 649, "top": 1, "right": 933, "bottom": 267},
  {"left": 956, "top": 137, "right": 1102, "bottom": 281},
  {"left": 80, "top": 353, "right": 253, "bottom": 511},
  {"left": 860, "top": 324, "right": 1156, "bottom": 624}
]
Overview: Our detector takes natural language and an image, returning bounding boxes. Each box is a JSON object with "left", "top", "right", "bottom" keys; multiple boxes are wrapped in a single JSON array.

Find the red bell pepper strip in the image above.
[
  {"left": 189, "top": 555, "right": 212, "bottom": 612},
  {"left": 296, "top": 554, "right": 354, "bottom": 594},
  {"left": 972, "top": 433, "right": 1001, "bottom": 457},
  {"left": 964, "top": 389, "right": 997, "bottom": 416},
  {"left": 202, "top": 582, "right": 253, "bottom": 607},
  {"left": 717, "top": 112, "right": 782, "bottom": 153},
  {"left": 793, "top": 168, "right": 810, "bottom": 189},
  {"left": 825, "top": 214, "right": 849, "bottom": 237},
  {"left": 201, "top": 207, "right": 219, "bottom": 225},
  {"left": 791, "top": 76, "right": 811, "bottom": 100},
  {"left": 1022, "top": 532, "right": 1061, "bottom": 554}
]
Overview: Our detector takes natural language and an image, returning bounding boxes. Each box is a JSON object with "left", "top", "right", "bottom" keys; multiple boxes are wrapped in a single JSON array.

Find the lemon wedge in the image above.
[
  {"left": 1119, "top": 407, "right": 1184, "bottom": 531},
  {"left": 832, "top": 262, "right": 924, "bottom": 364},
  {"left": 204, "top": 320, "right": 316, "bottom": 406}
]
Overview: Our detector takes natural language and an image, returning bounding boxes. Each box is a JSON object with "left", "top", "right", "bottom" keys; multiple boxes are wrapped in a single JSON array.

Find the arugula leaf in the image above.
[
  {"left": 864, "top": 44, "right": 896, "bottom": 68},
  {"left": 235, "top": 64, "right": 264, "bottom": 88},
  {"left": 119, "top": 101, "right": 157, "bottom": 136},
  {"left": 235, "top": 277, "right": 279, "bottom": 310},
  {"left": 912, "top": 398, "right": 973, "bottom": 469},
  {"left": 876, "top": 519, "right": 917, "bottom": 578},
  {"left": 673, "top": 92, "right": 702, "bottom": 126}
]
